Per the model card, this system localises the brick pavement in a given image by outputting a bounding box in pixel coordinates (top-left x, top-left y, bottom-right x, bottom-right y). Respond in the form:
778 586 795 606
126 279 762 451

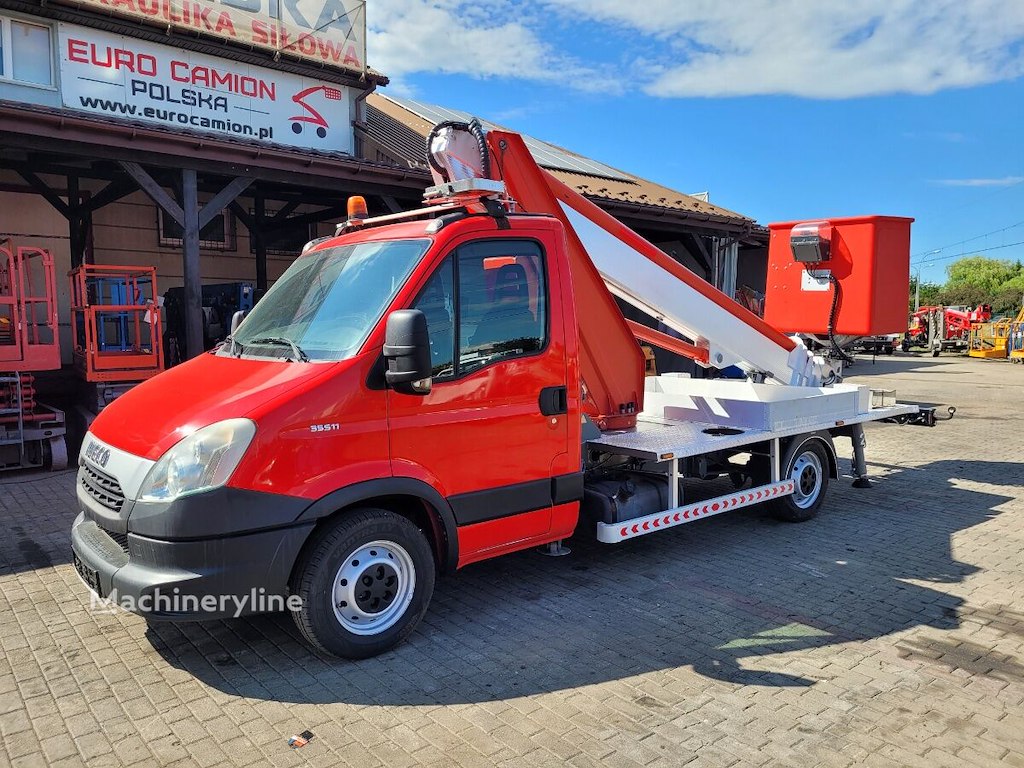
1 353 1022 767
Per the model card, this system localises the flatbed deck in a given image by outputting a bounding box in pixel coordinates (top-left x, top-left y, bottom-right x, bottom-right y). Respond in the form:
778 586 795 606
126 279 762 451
587 404 919 462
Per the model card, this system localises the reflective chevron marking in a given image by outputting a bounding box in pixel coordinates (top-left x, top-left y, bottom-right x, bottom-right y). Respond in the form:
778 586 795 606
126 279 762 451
605 480 797 543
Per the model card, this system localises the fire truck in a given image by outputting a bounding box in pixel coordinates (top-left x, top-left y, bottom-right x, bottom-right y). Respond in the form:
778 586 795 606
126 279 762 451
71 122 933 658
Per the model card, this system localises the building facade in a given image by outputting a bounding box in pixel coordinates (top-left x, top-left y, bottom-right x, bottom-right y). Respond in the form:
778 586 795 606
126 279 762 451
1 0 769 381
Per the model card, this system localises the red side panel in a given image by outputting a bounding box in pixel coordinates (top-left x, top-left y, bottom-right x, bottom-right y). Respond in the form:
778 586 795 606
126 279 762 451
487 130 643 430
764 216 913 337
457 502 579 568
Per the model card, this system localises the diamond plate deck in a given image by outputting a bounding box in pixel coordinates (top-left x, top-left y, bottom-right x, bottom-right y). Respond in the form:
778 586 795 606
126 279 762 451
587 404 919 461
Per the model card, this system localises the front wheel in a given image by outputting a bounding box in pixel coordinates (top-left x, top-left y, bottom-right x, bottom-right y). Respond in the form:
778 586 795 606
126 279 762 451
768 438 830 522
290 508 435 659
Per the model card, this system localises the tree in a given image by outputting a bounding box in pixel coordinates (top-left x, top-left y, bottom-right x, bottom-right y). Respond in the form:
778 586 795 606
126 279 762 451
945 256 1022 295
918 255 1024 316
908 276 941 312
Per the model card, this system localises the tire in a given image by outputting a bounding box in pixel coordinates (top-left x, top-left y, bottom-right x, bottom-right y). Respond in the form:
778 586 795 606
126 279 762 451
290 508 435 659
768 438 830 522
885 345 895 355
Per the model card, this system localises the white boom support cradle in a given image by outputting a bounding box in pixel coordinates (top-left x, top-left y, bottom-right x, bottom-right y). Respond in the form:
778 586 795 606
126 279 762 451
558 200 832 386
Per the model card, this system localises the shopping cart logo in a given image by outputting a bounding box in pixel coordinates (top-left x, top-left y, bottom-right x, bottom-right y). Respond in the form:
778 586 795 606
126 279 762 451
289 85 343 139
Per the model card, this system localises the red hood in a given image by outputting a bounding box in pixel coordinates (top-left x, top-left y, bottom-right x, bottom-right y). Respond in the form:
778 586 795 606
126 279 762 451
89 353 339 460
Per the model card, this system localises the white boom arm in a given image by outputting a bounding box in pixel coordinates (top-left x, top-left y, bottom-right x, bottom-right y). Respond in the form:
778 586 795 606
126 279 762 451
557 197 833 386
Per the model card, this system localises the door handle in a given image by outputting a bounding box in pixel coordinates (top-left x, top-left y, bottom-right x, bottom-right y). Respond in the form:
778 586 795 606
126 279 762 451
539 386 568 416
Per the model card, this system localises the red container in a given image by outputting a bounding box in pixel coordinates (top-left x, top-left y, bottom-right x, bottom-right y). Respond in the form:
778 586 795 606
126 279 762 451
763 215 913 337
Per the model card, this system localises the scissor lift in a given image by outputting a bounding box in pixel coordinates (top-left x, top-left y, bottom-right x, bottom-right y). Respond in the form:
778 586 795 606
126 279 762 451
69 264 164 411
1007 306 1024 364
0 245 67 472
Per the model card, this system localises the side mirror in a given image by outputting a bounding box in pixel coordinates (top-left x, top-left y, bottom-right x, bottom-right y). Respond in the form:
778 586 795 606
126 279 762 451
383 309 432 394
230 310 247 335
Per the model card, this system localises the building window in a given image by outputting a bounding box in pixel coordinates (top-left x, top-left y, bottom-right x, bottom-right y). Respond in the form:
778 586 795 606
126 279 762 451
0 18 53 87
249 209 312 257
158 208 237 251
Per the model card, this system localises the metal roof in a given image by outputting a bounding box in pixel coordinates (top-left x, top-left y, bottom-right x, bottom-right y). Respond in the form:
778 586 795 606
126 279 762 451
387 96 631 182
365 94 755 229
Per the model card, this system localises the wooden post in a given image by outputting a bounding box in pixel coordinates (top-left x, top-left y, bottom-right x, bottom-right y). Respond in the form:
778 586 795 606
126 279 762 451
181 169 203 360
67 175 82 268
253 192 268 291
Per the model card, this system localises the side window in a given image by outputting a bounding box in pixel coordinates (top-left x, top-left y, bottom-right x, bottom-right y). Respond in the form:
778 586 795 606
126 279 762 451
412 257 455 378
458 240 546 374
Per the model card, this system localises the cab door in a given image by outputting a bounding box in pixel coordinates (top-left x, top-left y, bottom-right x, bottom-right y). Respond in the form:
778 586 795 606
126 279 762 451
386 232 572 564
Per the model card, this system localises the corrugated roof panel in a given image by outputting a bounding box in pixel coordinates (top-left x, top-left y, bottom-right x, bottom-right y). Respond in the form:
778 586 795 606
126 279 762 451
365 104 427 167
387 95 631 182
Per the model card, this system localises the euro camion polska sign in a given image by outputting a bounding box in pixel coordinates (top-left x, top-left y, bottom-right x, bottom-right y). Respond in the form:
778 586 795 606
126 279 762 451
59 23 354 153
53 0 365 73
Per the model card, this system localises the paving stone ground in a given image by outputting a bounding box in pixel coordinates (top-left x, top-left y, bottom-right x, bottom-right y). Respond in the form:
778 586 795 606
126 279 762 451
1 353 1023 767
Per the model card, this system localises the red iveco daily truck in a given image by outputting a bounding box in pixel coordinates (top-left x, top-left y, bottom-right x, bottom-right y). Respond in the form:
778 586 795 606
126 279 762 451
72 121 926 658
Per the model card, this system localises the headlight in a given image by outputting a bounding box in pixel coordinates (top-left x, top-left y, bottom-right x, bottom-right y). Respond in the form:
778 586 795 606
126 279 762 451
138 419 256 502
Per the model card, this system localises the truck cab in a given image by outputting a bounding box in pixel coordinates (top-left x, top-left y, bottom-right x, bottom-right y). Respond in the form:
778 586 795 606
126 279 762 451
73 201 586 658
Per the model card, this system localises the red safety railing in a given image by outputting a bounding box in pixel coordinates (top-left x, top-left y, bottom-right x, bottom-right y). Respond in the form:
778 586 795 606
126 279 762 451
69 264 164 383
0 246 60 372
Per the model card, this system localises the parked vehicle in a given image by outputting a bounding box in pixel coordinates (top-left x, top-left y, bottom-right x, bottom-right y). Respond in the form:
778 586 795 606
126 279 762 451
855 334 898 355
904 304 991 355
71 122 936 658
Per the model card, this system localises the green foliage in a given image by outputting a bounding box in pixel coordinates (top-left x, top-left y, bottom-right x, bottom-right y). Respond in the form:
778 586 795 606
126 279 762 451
913 256 1024 315
909 277 941 312
945 256 1023 295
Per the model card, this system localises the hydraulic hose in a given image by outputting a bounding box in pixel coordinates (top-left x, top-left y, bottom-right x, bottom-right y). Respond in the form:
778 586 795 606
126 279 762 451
425 118 490 182
827 273 855 365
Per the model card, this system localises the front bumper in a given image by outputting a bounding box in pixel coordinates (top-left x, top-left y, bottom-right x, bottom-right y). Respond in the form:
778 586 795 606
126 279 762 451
71 510 315 620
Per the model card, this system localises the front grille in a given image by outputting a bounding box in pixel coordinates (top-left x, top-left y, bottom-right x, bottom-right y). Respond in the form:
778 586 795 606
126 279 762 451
81 464 125 513
77 520 130 568
101 527 130 554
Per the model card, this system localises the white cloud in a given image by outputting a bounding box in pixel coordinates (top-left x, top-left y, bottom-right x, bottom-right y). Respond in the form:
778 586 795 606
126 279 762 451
934 176 1024 187
366 1 617 93
366 1 1024 99
544 0 1024 98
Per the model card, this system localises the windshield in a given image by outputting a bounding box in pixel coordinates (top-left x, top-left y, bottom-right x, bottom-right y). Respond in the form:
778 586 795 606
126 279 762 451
230 239 430 361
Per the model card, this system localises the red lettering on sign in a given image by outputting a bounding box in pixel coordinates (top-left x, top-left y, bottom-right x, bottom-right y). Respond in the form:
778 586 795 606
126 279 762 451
214 11 236 36
67 38 89 63
170 60 188 82
138 54 157 76
251 20 269 45
113 49 134 72
316 36 361 68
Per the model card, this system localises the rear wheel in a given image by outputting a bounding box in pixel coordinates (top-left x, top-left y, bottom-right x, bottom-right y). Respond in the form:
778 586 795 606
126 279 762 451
768 438 830 522
290 508 435 659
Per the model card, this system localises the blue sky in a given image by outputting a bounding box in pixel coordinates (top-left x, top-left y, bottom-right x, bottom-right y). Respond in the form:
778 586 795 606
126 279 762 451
367 1 1024 285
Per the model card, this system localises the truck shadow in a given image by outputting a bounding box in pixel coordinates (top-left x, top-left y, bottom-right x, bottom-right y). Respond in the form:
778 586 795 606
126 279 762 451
842 353 967 378
146 458 1021 704
0 470 79 575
